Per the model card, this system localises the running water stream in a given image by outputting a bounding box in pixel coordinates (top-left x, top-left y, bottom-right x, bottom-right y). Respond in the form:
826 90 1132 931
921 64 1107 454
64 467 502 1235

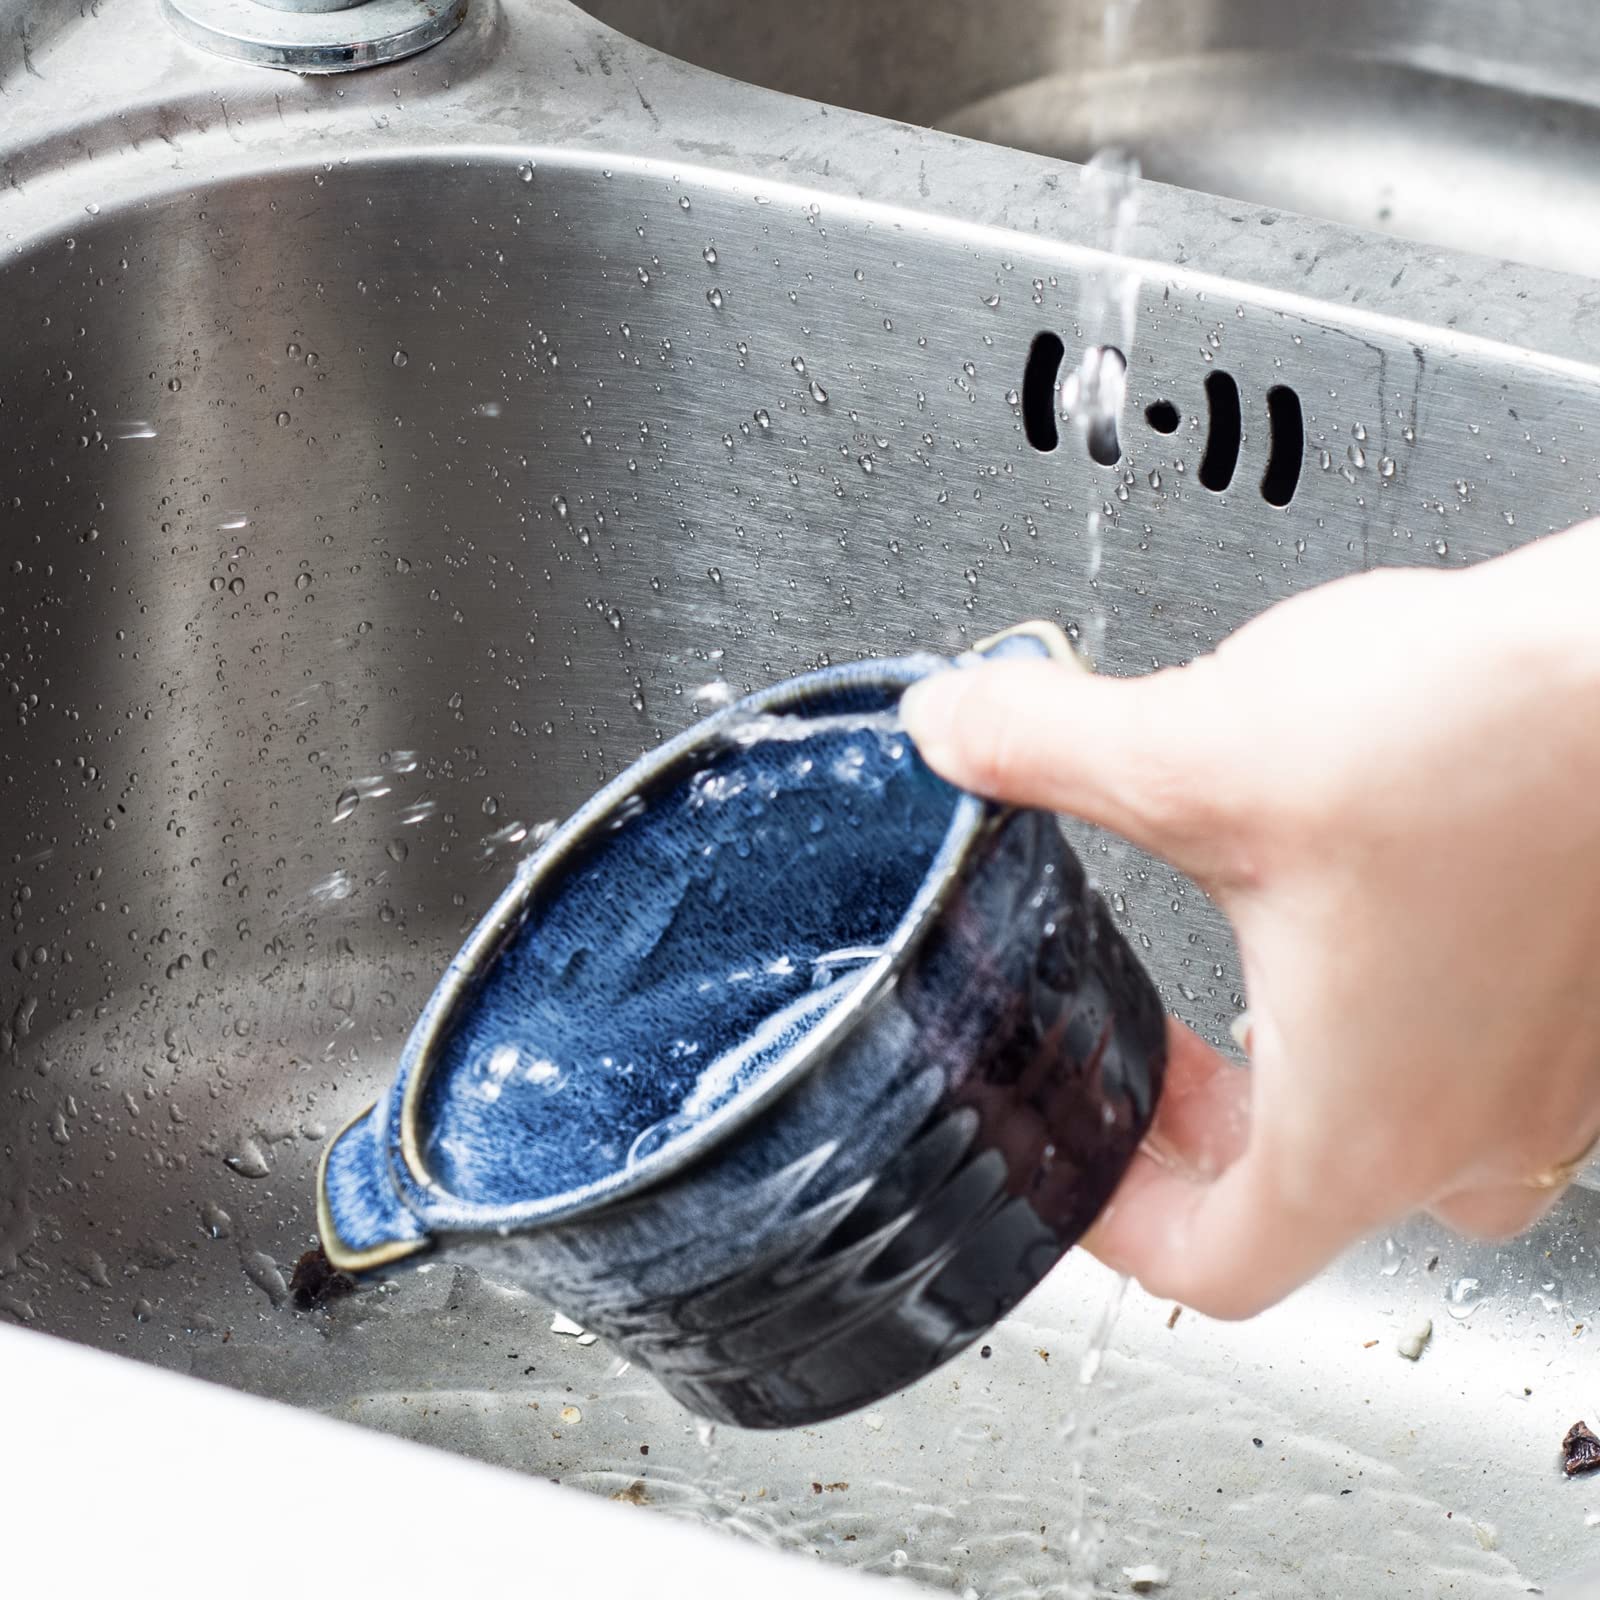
1047 11 1147 1577
1061 148 1142 666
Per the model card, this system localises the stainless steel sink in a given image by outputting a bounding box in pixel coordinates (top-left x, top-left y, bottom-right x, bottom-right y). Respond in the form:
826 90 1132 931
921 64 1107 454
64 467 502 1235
580 0 1600 278
6 1 1600 1594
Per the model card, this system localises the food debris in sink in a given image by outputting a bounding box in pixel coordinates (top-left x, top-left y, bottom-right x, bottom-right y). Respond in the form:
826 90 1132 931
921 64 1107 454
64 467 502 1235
1563 1422 1600 1476
288 1246 356 1312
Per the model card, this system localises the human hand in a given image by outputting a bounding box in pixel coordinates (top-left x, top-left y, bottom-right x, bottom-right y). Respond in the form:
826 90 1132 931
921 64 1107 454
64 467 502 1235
900 524 1600 1318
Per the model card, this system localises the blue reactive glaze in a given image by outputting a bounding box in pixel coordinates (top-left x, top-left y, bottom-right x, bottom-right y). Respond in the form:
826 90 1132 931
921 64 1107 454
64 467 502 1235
318 628 1171 1430
420 720 961 1207
321 1106 427 1258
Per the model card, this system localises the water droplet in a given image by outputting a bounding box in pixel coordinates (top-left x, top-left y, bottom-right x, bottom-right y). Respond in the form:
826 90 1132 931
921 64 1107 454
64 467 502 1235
517 161 536 183
243 1251 288 1307
167 377 182 392
392 348 408 368
705 287 724 310
200 1202 232 1239
706 566 722 585
636 266 650 285
981 292 1000 308
791 355 806 375
385 838 409 863
1378 1236 1405 1277
1446 1276 1483 1318
275 410 291 427
225 1139 271 1180
1148 469 1162 490
1378 456 1396 478
1433 537 1449 557
702 244 717 265
809 380 828 404
551 494 569 519
678 195 691 210
1353 422 1368 442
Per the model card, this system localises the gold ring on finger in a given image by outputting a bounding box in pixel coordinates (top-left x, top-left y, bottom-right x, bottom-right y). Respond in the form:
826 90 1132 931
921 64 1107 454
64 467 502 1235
1523 1130 1600 1191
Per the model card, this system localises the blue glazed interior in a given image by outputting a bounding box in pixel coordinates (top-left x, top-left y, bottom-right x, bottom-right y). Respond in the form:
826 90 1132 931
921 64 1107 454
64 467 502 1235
418 695 964 1207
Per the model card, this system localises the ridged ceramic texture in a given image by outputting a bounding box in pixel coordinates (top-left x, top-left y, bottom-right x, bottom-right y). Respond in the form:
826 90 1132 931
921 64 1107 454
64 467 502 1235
320 639 1168 1427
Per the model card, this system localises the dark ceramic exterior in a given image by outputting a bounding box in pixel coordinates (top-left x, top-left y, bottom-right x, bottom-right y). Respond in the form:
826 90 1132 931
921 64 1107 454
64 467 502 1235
318 625 1168 1429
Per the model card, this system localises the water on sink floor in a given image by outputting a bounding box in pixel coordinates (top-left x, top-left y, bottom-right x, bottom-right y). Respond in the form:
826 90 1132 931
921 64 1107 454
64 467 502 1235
168 1240 1551 1599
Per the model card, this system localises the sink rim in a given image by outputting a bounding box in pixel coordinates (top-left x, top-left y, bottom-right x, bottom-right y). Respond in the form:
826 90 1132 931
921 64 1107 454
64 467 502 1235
4 0 1600 376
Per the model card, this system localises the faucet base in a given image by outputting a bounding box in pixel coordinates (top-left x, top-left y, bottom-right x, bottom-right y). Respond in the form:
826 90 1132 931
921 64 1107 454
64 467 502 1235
160 0 467 73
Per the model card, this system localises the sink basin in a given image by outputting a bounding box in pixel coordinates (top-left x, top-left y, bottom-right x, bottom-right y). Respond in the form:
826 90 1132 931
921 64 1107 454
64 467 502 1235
579 0 1600 279
6 1 1600 1594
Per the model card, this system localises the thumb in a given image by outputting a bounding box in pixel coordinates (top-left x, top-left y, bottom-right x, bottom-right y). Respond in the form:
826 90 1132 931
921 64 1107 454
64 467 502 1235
900 656 1245 880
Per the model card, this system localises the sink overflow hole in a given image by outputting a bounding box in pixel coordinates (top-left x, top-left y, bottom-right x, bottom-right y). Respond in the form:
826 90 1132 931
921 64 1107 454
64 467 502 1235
1021 332 1065 452
1145 399 1181 434
1071 345 1126 466
1198 370 1242 492
1261 384 1305 506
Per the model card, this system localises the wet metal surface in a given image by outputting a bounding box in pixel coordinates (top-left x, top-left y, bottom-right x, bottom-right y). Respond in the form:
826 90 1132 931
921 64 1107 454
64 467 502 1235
5 1 1600 1593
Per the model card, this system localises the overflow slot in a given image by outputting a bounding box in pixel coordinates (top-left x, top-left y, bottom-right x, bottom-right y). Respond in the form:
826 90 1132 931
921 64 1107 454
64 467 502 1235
1198 370 1242 492
1261 385 1306 506
1021 332 1066 452
1063 345 1127 466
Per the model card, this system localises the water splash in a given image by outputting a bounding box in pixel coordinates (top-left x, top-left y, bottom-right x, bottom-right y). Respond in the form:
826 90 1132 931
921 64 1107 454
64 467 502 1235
1078 1271 1129 1387
1056 1272 1132 1586
690 680 737 710
721 708 904 750
811 945 884 972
